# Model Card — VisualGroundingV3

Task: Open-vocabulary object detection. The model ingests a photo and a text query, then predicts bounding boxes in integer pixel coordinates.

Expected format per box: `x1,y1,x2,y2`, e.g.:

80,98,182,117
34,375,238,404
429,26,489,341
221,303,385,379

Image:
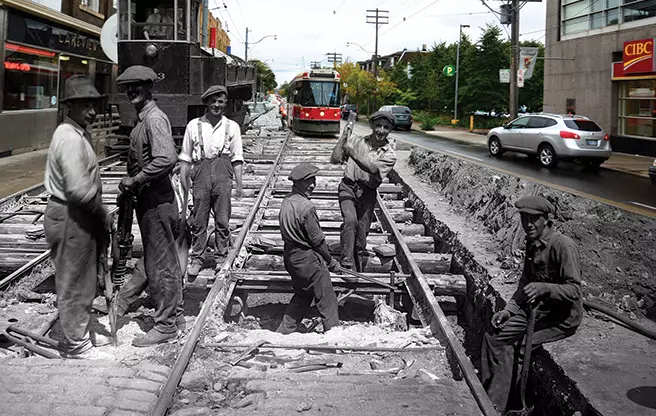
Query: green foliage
278,81,290,97
413,111,440,130
249,59,277,93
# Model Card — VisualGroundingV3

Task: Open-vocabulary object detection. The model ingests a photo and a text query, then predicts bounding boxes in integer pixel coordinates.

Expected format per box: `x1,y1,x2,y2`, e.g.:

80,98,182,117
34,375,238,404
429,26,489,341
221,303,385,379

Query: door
523,116,550,151
503,116,530,149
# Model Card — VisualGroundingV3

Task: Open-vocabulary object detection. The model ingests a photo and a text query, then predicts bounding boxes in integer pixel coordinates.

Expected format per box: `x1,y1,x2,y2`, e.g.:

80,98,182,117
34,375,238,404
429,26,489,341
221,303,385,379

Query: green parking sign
443,65,455,77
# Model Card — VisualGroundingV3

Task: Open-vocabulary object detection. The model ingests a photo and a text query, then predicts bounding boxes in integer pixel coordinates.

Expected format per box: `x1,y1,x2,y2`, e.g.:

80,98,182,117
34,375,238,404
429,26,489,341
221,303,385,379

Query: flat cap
515,195,554,215
369,110,395,125
116,65,159,85
202,85,228,101
288,163,320,182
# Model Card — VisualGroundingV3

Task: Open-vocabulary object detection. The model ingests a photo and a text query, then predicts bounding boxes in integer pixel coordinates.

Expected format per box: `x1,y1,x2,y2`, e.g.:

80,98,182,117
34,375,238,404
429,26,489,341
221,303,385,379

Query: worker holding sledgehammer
481,196,583,414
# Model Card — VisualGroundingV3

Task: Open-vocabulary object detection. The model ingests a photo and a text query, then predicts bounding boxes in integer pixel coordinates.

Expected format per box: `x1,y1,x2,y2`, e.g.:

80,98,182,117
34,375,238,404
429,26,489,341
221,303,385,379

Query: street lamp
244,28,277,62
346,41,373,54
454,24,469,123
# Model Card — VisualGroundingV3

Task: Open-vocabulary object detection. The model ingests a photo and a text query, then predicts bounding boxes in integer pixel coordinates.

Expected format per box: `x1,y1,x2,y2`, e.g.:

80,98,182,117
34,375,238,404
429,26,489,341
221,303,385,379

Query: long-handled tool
507,304,537,416
337,266,396,290
0,321,60,359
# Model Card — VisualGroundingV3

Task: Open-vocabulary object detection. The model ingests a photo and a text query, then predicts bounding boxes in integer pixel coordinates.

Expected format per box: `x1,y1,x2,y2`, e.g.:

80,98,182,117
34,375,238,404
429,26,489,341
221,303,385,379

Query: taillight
560,131,580,140
603,133,609,141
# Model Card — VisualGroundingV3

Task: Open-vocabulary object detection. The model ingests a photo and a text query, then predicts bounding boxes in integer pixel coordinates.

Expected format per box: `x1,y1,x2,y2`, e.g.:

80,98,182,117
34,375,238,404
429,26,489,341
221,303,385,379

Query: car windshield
564,119,602,131
392,107,410,114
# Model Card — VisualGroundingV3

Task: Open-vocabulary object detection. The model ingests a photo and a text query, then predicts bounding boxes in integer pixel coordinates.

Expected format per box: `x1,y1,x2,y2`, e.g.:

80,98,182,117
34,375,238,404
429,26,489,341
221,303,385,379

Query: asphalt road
351,123,656,218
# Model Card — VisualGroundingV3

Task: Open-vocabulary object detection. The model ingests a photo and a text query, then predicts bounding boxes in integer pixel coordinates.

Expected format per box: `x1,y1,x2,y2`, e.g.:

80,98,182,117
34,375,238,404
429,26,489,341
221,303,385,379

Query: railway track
0,131,498,416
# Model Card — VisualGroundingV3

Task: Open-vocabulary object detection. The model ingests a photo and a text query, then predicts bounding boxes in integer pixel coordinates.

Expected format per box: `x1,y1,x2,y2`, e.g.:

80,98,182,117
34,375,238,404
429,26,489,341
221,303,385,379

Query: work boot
186,258,203,277
176,315,187,332
132,329,178,348
90,332,112,347
61,347,115,360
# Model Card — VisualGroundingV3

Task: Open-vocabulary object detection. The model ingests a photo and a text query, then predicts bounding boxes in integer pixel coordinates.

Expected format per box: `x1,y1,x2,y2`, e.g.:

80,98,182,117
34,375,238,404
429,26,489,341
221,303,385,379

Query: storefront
0,4,116,156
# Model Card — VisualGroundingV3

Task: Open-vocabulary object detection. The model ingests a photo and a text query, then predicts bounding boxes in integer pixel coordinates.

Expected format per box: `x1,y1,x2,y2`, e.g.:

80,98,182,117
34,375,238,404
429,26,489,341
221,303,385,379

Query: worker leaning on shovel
43,75,113,359
481,195,582,414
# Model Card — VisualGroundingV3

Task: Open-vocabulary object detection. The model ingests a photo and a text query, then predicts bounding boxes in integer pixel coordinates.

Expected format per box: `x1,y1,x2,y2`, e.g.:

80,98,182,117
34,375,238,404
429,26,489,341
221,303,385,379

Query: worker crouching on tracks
277,163,341,334
44,75,112,359
331,111,397,274
116,65,183,347
481,196,582,414
180,85,244,277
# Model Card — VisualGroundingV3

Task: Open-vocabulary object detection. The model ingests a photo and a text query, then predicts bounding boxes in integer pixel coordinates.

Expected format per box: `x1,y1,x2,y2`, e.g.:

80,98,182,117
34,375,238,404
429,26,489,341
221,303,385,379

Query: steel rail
149,132,292,416
375,193,499,416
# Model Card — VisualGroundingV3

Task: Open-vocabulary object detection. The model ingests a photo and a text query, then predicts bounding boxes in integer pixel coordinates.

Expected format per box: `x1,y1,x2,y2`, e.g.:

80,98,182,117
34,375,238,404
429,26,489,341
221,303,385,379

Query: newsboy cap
288,163,320,182
116,65,159,85
369,110,395,125
201,85,228,101
515,195,555,216
60,75,103,102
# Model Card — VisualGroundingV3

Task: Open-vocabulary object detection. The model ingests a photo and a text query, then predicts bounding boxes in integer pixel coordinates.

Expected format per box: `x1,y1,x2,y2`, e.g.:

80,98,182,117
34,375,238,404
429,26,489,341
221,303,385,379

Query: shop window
619,80,656,139
81,0,100,13
3,43,59,111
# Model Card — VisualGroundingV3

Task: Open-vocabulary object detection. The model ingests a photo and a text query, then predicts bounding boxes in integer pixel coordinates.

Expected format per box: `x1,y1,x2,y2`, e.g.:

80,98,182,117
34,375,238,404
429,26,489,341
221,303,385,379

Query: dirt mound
408,148,656,319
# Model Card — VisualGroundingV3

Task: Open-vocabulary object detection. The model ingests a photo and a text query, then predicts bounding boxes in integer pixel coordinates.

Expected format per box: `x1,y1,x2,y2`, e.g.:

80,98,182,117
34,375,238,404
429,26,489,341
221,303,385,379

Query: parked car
379,105,413,130
649,159,656,185
486,113,612,168
341,104,357,120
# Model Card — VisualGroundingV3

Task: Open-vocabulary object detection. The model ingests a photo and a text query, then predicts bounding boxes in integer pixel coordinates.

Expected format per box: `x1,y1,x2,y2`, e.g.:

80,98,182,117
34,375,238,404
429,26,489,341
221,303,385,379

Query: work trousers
480,306,575,413
190,155,233,262
338,179,377,271
44,198,100,354
277,247,339,334
135,181,182,335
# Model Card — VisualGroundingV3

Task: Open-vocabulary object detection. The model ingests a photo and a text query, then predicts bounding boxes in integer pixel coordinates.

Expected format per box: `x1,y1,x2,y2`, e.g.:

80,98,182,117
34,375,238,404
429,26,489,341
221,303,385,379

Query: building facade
544,0,656,155
196,4,229,53
0,0,116,156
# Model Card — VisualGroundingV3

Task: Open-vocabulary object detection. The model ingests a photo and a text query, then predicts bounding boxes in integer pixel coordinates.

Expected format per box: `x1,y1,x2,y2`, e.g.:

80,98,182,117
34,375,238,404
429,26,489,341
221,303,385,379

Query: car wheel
488,136,504,157
538,144,558,168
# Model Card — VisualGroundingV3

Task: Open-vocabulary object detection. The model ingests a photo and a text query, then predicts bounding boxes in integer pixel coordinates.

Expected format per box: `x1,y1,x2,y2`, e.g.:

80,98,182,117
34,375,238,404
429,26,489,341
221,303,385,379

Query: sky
210,0,548,86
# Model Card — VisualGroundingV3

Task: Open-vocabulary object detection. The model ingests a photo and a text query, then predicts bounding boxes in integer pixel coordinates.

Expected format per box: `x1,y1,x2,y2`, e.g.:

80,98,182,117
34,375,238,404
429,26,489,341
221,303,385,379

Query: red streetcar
286,69,341,136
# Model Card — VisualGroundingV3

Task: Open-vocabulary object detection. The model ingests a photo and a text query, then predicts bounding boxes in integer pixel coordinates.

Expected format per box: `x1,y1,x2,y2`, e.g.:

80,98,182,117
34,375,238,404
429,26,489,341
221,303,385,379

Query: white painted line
630,201,656,211
443,150,485,162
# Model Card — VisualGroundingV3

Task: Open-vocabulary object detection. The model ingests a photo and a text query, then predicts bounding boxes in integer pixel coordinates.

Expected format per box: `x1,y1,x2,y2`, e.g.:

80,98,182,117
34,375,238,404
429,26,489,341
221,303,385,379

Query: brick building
196,4,230,53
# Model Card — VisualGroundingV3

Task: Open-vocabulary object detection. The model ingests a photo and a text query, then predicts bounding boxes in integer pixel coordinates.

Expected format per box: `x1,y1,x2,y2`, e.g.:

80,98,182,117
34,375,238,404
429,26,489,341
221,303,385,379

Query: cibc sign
623,38,655,74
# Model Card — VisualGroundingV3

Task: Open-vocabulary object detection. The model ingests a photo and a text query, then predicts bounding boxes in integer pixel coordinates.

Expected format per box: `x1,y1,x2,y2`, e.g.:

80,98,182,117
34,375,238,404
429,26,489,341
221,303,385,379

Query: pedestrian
481,195,582,414
277,163,341,334
43,75,112,359
330,110,397,274
115,65,182,347
179,85,244,277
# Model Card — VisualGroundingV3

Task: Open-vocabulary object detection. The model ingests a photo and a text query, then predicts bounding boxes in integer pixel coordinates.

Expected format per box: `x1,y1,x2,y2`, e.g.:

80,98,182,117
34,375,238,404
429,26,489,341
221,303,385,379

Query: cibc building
0,0,116,156
544,0,656,155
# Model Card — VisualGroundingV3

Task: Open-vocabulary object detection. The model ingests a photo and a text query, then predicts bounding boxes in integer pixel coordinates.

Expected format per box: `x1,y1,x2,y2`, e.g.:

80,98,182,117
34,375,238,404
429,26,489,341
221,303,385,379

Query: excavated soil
407,148,656,321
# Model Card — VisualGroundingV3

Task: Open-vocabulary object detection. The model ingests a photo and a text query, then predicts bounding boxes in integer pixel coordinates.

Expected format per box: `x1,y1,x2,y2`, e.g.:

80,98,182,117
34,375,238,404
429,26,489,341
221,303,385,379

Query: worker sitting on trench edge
481,195,583,414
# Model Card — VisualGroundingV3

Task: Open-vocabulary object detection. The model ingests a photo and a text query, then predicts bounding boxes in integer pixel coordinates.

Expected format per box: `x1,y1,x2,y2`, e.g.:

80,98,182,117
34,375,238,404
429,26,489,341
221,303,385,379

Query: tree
278,81,290,98
248,59,277,95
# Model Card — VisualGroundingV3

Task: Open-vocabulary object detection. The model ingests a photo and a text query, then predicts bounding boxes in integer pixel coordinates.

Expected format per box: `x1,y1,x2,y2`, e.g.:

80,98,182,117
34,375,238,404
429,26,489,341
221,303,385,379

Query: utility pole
509,0,519,120
366,8,389,113
310,61,322,69
326,52,342,69
244,27,249,62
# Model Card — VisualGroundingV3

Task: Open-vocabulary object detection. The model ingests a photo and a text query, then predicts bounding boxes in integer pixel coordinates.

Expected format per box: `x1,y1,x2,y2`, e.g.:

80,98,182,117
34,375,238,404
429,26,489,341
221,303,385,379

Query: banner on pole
209,27,217,49
520,47,539,80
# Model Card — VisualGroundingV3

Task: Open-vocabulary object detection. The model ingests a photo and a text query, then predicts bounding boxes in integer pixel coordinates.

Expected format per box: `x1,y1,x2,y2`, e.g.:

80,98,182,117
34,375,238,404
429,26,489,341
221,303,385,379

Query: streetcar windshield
298,81,340,107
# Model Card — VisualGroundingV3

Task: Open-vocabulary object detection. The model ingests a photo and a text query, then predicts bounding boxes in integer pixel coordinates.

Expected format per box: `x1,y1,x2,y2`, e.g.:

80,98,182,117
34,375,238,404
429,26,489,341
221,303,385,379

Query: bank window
619,80,656,139
3,42,59,111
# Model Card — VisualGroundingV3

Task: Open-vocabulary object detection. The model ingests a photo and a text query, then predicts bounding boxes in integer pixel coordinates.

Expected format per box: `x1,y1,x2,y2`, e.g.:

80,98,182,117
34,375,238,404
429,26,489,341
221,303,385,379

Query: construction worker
331,111,397,274
481,195,582,413
43,75,112,359
179,85,244,277
277,163,341,334
116,65,182,347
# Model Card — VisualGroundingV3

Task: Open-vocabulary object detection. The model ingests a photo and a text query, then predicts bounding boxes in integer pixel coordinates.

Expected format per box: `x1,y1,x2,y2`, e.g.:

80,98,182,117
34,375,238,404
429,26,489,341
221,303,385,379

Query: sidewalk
412,124,653,179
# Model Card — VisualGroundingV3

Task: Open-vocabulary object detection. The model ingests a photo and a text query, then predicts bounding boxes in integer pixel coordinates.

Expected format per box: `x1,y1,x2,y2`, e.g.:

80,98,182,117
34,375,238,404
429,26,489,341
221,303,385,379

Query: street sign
518,69,525,88
499,69,510,83
443,65,455,77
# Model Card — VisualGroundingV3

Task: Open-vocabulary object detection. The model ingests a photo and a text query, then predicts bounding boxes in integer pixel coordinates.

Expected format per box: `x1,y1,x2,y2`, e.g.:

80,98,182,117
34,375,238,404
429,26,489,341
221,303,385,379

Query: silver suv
487,113,612,168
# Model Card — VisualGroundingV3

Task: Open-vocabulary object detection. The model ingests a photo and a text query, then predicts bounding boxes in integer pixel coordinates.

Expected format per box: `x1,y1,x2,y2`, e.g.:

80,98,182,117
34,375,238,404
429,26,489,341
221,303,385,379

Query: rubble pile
408,148,656,319
247,102,281,132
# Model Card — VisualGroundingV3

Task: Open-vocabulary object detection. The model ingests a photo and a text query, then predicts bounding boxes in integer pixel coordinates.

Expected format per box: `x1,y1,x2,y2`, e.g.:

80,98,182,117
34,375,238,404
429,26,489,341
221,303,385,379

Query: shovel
506,304,537,416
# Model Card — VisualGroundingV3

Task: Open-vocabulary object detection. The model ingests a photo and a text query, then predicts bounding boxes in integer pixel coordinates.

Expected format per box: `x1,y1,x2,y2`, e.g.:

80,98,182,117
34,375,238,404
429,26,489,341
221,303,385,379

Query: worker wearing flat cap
115,65,183,347
44,75,114,359
179,85,244,277
277,163,341,334
481,195,582,413
330,110,397,277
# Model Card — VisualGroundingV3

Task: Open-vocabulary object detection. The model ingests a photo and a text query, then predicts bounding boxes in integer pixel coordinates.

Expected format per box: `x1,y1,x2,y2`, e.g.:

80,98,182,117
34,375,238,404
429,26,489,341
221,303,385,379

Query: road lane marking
443,150,484,162
630,201,656,211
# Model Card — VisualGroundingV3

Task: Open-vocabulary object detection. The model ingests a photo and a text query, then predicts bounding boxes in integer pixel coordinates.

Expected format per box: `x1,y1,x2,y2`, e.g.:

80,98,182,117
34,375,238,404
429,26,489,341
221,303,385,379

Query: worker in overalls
481,196,582,413
330,111,397,274
179,85,244,277
43,75,112,359
277,163,341,334
116,65,182,347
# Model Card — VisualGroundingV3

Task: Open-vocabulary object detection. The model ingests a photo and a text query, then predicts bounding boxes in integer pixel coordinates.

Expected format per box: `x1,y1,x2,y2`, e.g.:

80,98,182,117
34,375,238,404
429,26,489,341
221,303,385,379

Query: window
564,119,602,131
81,0,100,13
509,117,530,128
120,0,188,41
298,81,340,107
619,80,656,138
527,117,548,128
3,42,59,111
561,0,656,35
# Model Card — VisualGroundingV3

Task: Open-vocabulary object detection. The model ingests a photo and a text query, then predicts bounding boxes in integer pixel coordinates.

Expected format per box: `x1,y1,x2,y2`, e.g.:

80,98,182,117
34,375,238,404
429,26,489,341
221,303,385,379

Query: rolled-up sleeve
57,133,99,205
135,114,178,184
228,121,244,163
178,121,194,164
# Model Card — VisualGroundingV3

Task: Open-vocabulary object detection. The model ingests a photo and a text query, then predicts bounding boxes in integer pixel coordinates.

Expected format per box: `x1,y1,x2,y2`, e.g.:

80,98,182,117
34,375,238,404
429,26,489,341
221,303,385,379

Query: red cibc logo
622,38,655,74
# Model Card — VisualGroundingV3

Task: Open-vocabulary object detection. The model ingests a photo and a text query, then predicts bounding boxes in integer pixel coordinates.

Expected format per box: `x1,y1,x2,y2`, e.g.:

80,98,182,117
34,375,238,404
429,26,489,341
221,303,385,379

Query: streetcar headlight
145,44,159,58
